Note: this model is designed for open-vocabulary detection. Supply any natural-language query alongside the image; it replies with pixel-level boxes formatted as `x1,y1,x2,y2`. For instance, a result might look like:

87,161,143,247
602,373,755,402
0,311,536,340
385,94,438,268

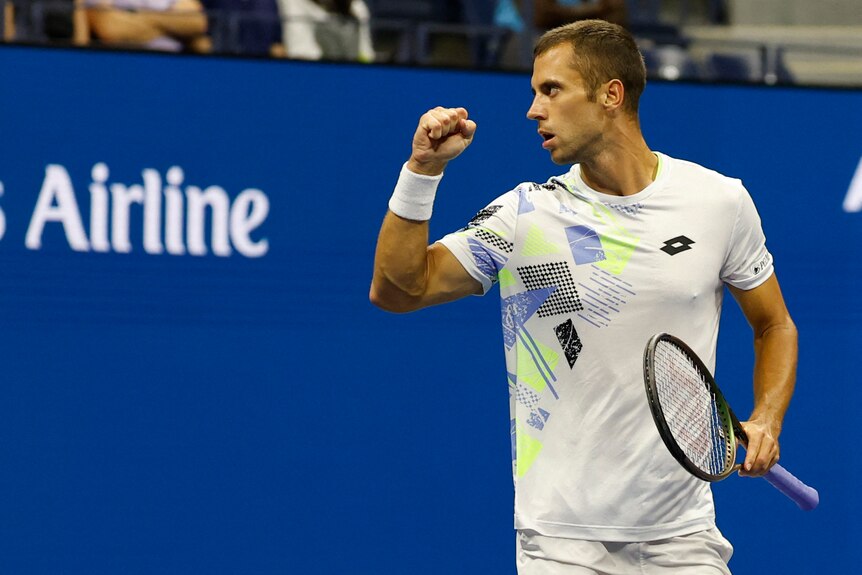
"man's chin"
549,150,574,165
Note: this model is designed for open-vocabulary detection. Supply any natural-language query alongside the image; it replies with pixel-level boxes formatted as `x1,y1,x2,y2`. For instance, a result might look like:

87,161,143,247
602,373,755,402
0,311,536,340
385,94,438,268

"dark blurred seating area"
3,0,862,86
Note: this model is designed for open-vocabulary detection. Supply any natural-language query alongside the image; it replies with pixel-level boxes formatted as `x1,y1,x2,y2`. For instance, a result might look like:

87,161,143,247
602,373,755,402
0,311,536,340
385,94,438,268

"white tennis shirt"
437,152,774,541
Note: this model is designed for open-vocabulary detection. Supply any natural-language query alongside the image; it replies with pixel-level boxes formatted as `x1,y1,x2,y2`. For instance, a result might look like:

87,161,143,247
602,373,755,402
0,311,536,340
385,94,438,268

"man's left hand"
738,419,781,477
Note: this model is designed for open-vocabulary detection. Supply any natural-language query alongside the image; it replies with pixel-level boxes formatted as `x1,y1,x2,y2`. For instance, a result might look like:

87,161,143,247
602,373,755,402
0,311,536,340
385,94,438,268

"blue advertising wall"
0,45,860,574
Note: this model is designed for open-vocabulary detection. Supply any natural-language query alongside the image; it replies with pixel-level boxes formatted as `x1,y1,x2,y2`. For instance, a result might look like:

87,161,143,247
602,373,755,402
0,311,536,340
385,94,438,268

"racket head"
643,333,738,482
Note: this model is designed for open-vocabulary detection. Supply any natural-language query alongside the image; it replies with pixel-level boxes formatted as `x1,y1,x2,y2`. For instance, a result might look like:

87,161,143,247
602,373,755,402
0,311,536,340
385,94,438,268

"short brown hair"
534,20,646,115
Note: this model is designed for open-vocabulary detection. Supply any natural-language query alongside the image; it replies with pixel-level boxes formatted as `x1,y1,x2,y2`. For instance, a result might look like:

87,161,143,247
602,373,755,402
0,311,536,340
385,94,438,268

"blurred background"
3,0,862,86
1,1,860,574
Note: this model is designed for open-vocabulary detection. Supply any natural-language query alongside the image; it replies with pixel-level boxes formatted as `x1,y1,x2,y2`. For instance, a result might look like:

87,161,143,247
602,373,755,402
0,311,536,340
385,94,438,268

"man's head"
533,19,646,116
528,20,647,165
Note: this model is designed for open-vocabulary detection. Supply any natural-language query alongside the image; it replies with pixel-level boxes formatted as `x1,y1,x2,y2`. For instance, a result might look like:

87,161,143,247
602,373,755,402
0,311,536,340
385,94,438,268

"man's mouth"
539,130,556,148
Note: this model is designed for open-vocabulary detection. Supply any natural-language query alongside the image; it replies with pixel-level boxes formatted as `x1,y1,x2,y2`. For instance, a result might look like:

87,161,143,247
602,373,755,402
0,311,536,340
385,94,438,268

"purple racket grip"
763,464,819,510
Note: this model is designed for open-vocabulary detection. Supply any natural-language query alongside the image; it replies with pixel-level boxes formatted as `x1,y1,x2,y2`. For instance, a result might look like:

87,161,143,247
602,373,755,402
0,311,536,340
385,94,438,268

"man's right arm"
369,213,482,313
369,107,481,313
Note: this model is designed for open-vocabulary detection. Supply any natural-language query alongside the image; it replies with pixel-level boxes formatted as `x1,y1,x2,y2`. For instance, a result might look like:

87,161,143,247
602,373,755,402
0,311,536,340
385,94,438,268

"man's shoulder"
493,175,569,205
662,153,743,190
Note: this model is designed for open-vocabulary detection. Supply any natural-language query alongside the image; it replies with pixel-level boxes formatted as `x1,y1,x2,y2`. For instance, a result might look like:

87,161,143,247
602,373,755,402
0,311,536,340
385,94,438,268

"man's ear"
603,79,625,112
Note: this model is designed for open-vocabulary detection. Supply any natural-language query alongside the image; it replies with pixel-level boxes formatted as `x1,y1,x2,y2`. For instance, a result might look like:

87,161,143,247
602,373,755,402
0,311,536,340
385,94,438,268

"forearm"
370,158,445,311
749,319,798,436
370,107,479,313
729,276,796,474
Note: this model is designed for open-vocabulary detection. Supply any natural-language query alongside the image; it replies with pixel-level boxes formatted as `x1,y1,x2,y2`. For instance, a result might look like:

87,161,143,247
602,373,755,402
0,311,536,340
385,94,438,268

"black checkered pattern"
554,319,584,368
517,262,584,318
473,228,514,254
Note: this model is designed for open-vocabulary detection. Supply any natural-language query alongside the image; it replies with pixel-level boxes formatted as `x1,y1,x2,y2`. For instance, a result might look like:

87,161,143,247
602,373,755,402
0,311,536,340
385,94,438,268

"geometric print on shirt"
523,224,560,257
514,378,541,409
566,224,606,265
603,201,644,216
517,262,585,318
554,319,584,368
575,265,637,328
467,237,507,282
587,203,640,275
512,373,552,433
474,227,514,254
463,205,502,229
515,335,560,397
501,287,555,350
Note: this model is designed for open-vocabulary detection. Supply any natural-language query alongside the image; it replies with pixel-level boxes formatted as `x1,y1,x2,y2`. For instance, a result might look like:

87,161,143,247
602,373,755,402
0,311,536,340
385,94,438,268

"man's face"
527,45,606,165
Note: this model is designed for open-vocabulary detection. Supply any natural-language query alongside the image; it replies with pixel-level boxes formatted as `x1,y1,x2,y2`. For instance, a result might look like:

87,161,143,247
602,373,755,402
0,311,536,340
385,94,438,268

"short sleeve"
436,188,520,295
720,182,774,290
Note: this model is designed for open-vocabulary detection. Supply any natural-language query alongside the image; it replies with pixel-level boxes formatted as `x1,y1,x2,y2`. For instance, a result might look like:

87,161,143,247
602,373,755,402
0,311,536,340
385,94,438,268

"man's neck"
579,137,657,197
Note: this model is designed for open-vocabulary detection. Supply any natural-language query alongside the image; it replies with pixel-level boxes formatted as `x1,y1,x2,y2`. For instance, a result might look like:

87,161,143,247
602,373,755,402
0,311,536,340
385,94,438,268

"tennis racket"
643,332,819,511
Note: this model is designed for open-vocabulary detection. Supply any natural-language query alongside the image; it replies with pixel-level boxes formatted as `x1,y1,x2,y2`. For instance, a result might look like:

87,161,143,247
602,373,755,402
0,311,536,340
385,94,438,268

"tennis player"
370,19,797,574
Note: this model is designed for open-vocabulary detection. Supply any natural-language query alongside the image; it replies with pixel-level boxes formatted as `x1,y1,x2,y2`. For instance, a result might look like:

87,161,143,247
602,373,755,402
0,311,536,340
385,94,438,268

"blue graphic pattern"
518,186,535,214
501,287,556,350
565,225,606,265
559,203,578,216
468,238,507,280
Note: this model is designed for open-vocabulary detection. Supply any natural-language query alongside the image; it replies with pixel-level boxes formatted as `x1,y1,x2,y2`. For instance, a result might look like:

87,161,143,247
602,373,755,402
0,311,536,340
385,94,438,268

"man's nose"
527,97,547,121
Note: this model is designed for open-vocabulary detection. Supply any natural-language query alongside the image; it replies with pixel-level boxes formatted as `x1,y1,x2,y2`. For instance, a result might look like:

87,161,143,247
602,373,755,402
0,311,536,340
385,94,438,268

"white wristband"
388,163,443,221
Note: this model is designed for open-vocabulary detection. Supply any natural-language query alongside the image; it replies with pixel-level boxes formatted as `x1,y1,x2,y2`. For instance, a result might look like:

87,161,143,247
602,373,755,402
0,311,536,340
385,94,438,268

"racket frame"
643,332,819,511
643,332,743,482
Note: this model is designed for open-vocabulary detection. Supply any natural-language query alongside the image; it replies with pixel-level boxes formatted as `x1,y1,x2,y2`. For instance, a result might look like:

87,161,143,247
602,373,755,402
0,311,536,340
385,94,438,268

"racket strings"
654,342,733,476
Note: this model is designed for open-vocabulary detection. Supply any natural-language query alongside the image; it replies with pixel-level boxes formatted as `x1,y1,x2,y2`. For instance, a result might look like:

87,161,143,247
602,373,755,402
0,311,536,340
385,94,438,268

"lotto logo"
660,235,695,256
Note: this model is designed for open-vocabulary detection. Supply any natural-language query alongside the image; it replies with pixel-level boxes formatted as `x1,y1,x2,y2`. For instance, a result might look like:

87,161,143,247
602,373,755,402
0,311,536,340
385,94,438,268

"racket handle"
763,464,819,511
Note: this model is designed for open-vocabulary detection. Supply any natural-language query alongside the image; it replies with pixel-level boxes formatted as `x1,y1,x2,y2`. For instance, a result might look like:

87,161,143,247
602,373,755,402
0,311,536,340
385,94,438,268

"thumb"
460,119,478,140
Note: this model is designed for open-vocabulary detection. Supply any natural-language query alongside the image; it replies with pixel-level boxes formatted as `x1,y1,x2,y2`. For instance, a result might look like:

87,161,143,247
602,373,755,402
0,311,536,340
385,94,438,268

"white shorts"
516,528,733,575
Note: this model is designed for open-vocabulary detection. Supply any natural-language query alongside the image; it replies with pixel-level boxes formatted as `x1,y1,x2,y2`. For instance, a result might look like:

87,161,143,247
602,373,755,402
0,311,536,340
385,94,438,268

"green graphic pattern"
516,424,543,478
591,203,639,275
522,224,560,257
516,338,560,393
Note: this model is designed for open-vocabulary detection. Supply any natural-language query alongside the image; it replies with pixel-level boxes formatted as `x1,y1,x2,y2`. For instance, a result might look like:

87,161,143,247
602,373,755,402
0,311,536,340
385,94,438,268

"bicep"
423,242,484,305
370,242,481,313
375,187,517,312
